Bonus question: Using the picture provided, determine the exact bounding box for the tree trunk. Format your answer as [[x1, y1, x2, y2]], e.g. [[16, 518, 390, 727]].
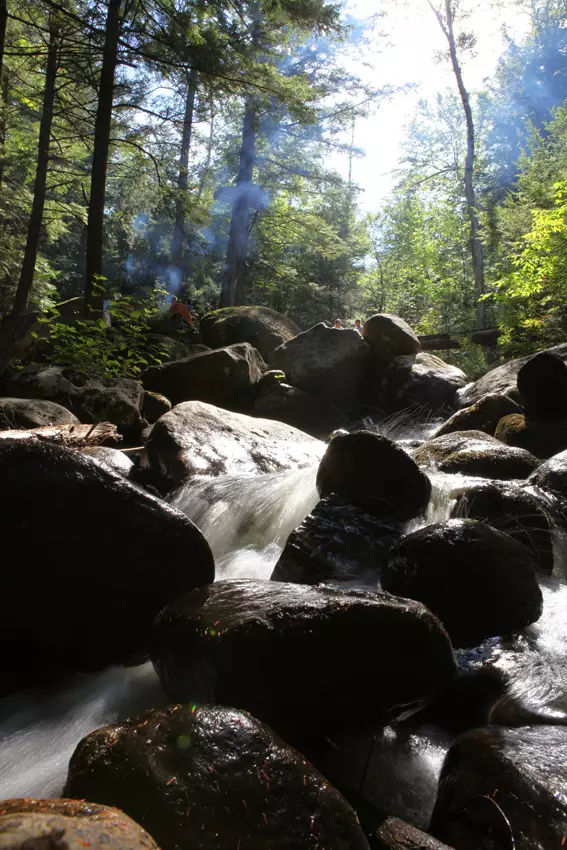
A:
[[0, 75, 9, 195], [196, 101, 214, 201], [13, 21, 59, 313], [84, 0, 122, 316], [220, 99, 257, 307], [170, 71, 197, 281], [0, 0, 7, 87]]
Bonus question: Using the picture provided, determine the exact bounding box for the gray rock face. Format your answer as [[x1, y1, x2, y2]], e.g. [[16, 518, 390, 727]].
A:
[[375, 818, 454, 849], [458, 342, 567, 407], [382, 519, 543, 648], [271, 494, 404, 587], [201, 305, 301, 359], [64, 704, 370, 850], [433, 393, 521, 437], [0, 798, 159, 850], [145, 333, 195, 362], [517, 350, 567, 416], [0, 397, 79, 429], [362, 313, 421, 362], [269, 323, 373, 403], [141, 400, 323, 487], [495, 412, 567, 459], [430, 726, 567, 850], [142, 390, 171, 423], [529, 448, 567, 499], [151, 580, 457, 742], [142, 342, 265, 407], [83, 446, 134, 477], [413, 430, 540, 480], [253, 381, 345, 438], [0, 440, 214, 694], [381, 353, 467, 412]]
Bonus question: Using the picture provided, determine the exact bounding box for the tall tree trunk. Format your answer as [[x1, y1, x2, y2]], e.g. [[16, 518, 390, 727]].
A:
[[84, 0, 122, 316], [428, 0, 486, 329], [13, 21, 59, 313], [196, 100, 214, 201], [170, 71, 197, 279], [0, 0, 7, 87], [0, 75, 9, 195], [220, 99, 257, 307]]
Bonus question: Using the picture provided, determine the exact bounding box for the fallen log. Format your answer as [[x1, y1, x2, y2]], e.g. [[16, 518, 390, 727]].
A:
[[0, 421, 121, 447]]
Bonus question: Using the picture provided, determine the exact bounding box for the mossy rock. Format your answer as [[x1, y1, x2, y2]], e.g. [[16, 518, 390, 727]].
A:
[[200, 306, 301, 360]]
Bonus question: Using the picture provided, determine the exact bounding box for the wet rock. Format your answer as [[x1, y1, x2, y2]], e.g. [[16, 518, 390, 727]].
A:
[[142, 343, 265, 408], [381, 353, 467, 412], [451, 481, 554, 575], [0, 798, 159, 850], [253, 381, 345, 438], [3, 365, 143, 435], [458, 342, 567, 407], [0, 397, 80, 430], [316, 431, 431, 520], [362, 313, 421, 363], [151, 580, 457, 742], [0, 440, 214, 694], [201, 305, 301, 360], [140, 400, 323, 488], [414, 430, 539, 479], [529, 447, 567, 500], [269, 323, 373, 404], [517, 350, 567, 416], [271, 494, 404, 586], [495, 412, 567, 459], [430, 726, 567, 850], [382, 519, 543, 648], [83, 446, 134, 477], [142, 390, 171, 423], [376, 818, 454, 849], [433, 393, 521, 438], [64, 704, 370, 850]]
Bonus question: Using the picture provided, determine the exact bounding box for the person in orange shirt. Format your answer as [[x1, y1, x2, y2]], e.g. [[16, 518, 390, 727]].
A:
[[170, 295, 193, 326]]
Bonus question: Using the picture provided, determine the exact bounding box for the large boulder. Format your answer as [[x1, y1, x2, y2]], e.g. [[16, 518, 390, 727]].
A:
[[0, 440, 214, 694], [151, 580, 457, 742], [433, 393, 521, 438], [376, 818, 454, 850], [529, 448, 567, 500], [0, 799, 159, 850], [451, 481, 554, 575], [381, 353, 467, 412], [316, 431, 431, 520], [0, 396, 79, 429], [201, 306, 301, 360], [142, 390, 171, 423], [271, 494, 404, 586], [430, 726, 567, 850], [140, 400, 323, 488], [413, 430, 539, 480], [517, 350, 567, 416], [253, 380, 345, 438], [142, 343, 265, 408], [269, 323, 373, 404], [495, 412, 567, 458], [3, 364, 143, 435], [362, 313, 421, 363], [458, 342, 567, 407], [146, 335, 206, 363], [381, 519, 543, 647]]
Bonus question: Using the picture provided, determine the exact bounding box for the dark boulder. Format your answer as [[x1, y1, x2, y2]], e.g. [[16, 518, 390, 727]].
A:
[[0, 440, 214, 694], [271, 494, 404, 586], [82, 445, 134, 477], [430, 726, 567, 850], [382, 519, 543, 648], [254, 380, 345, 438], [0, 798, 159, 850], [381, 353, 467, 412], [142, 343, 265, 408], [64, 704, 370, 850], [142, 390, 171, 423], [316, 430, 431, 520], [0, 397, 79, 430], [495, 412, 567, 458], [451, 481, 554, 575], [517, 350, 567, 416], [269, 323, 373, 404], [433, 393, 521, 437], [151, 580, 457, 742], [145, 333, 195, 362], [362, 313, 421, 363], [529, 447, 567, 500], [414, 430, 539, 479], [201, 305, 301, 360], [140, 400, 323, 488], [376, 818, 454, 849]]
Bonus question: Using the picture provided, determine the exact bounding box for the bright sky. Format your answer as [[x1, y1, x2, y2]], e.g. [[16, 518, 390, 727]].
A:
[[334, 0, 529, 212]]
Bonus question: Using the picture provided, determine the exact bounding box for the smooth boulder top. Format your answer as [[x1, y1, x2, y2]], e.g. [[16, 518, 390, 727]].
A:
[[151, 579, 457, 741], [381, 353, 467, 412], [529, 447, 567, 499], [0, 799, 159, 850], [433, 393, 522, 437], [413, 429, 539, 479], [64, 704, 370, 850], [0, 397, 80, 430], [362, 313, 421, 361], [200, 305, 301, 360], [141, 399, 323, 486], [382, 519, 543, 648]]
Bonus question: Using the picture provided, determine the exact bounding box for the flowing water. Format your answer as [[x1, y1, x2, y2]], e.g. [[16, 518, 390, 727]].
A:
[[1, 433, 567, 830]]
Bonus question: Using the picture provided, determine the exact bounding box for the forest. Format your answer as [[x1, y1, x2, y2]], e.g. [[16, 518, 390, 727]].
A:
[[0, 0, 567, 380]]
